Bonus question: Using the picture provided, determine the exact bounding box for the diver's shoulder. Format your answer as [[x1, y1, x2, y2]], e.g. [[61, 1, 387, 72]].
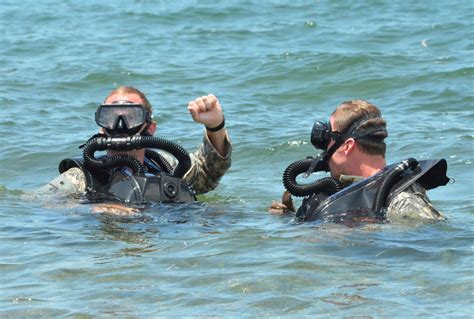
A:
[[386, 182, 446, 222], [46, 167, 87, 194]]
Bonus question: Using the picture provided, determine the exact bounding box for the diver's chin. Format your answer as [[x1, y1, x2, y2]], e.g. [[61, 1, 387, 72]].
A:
[[107, 149, 136, 158]]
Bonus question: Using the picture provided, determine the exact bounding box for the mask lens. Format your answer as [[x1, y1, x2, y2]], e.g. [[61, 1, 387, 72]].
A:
[[310, 121, 331, 150], [95, 104, 149, 131]]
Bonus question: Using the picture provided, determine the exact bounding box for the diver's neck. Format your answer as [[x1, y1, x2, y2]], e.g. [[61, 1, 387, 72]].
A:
[[357, 155, 386, 178], [106, 149, 145, 164]]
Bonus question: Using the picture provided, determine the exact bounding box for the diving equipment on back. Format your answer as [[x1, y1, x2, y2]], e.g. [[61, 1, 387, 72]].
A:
[[283, 157, 449, 223]]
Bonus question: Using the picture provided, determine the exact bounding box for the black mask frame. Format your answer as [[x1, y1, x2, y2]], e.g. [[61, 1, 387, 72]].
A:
[[95, 102, 152, 137]]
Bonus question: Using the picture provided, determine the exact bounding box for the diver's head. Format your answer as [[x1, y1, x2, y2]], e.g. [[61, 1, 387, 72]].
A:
[[98, 86, 157, 138], [96, 86, 158, 163], [311, 100, 388, 178]]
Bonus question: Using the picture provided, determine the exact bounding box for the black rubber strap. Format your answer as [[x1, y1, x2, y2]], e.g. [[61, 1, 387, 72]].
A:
[[206, 117, 225, 132]]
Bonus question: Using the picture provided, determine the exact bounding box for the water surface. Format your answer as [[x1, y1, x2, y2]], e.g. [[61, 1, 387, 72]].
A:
[[1, 0, 473, 317]]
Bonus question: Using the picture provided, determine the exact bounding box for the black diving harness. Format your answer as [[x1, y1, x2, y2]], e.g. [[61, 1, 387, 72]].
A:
[[59, 134, 197, 204], [282, 155, 449, 223]]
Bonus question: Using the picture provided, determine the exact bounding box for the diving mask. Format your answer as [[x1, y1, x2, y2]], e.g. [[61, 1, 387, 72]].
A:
[[310, 121, 342, 150], [95, 102, 151, 136]]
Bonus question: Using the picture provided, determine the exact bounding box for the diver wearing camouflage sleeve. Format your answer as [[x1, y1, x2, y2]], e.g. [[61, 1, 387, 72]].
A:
[[386, 183, 445, 221], [271, 100, 448, 223], [182, 129, 231, 194], [45, 129, 231, 196], [322, 100, 446, 222], [43, 86, 232, 199]]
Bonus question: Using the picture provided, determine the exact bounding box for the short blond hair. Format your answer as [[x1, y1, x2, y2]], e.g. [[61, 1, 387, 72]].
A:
[[105, 86, 153, 113], [332, 100, 388, 156]]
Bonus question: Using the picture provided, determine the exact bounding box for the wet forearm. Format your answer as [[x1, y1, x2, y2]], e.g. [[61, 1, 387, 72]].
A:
[[206, 128, 228, 157]]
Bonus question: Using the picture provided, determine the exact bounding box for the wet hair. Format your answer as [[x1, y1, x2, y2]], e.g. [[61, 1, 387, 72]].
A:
[[104, 86, 153, 113], [331, 100, 388, 156]]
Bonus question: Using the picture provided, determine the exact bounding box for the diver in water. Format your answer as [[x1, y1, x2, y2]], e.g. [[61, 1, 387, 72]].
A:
[[42, 86, 232, 204], [271, 100, 450, 223]]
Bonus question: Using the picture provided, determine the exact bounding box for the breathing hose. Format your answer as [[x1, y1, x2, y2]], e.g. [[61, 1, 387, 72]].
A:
[[372, 158, 419, 214], [283, 158, 343, 197], [83, 135, 192, 178], [145, 149, 174, 174]]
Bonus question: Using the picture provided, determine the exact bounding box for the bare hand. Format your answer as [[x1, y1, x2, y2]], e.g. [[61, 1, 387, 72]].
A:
[[91, 203, 140, 215], [269, 201, 290, 215], [187, 94, 224, 128], [268, 191, 296, 215]]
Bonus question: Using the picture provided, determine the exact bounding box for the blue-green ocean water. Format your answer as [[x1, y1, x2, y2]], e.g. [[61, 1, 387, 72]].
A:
[[1, 0, 473, 317]]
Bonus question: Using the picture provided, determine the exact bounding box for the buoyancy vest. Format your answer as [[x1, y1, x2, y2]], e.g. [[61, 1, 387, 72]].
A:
[[58, 155, 196, 203], [296, 159, 449, 223]]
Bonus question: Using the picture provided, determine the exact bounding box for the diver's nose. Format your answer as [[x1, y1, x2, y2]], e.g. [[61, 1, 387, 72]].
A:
[[116, 116, 127, 130]]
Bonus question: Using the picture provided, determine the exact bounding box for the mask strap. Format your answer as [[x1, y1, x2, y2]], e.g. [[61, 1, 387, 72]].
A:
[[325, 115, 381, 158], [351, 126, 387, 139], [325, 134, 347, 159], [138, 120, 153, 136]]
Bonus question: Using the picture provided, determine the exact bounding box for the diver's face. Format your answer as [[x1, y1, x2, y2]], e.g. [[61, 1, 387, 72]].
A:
[[327, 116, 347, 179], [101, 93, 156, 137], [102, 93, 156, 162]]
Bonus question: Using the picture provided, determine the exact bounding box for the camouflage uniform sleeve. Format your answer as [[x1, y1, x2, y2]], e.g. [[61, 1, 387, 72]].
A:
[[39, 167, 87, 196], [386, 182, 446, 222], [182, 129, 232, 195]]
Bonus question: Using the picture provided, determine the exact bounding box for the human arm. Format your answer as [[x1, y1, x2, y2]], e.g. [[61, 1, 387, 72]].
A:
[[269, 191, 296, 215], [38, 167, 140, 215], [184, 94, 232, 194], [187, 94, 227, 157], [182, 129, 232, 195]]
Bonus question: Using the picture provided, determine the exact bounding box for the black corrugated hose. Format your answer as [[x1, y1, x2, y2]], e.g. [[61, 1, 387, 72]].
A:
[[283, 158, 342, 197], [373, 158, 419, 215], [82, 136, 191, 178]]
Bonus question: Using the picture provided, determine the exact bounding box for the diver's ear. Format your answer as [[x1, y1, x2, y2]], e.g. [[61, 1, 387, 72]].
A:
[[147, 121, 157, 135], [343, 138, 356, 155]]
